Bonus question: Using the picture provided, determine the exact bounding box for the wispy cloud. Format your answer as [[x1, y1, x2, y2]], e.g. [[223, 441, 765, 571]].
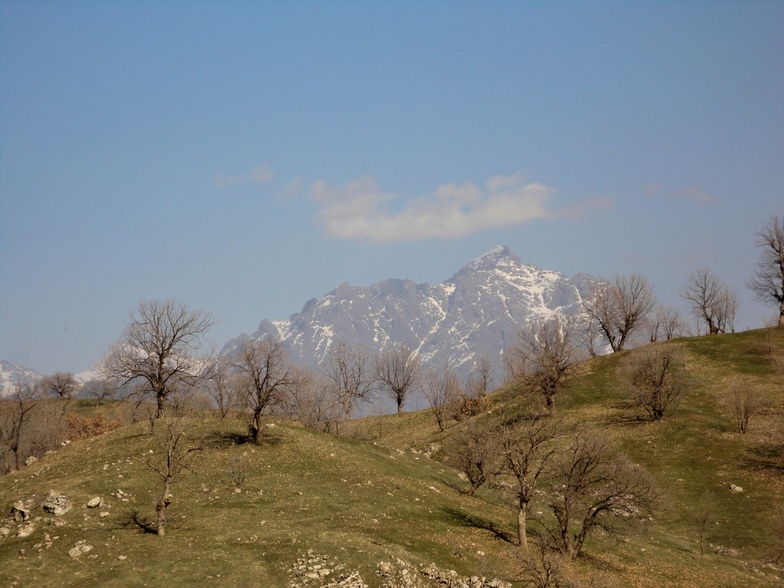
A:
[[279, 177, 304, 200], [310, 172, 577, 242], [215, 164, 274, 190], [644, 183, 718, 204]]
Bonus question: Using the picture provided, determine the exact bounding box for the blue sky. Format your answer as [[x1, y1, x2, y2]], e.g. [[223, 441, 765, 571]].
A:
[[1, 1, 782, 374]]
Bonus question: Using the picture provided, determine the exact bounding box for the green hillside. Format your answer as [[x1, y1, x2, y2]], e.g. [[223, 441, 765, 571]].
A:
[[1, 329, 783, 587]]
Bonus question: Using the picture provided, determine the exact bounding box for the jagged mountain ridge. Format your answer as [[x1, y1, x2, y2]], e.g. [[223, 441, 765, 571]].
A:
[[0, 361, 42, 398], [223, 245, 600, 383]]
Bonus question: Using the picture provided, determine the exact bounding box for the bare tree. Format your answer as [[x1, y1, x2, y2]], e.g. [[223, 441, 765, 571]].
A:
[[449, 421, 502, 496], [546, 432, 658, 560], [585, 274, 657, 352], [517, 537, 574, 588], [41, 372, 80, 399], [422, 362, 462, 431], [83, 379, 116, 406], [695, 509, 711, 557], [465, 354, 494, 398], [680, 268, 739, 334], [322, 343, 375, 424], [729, 379, 763, 434], [233, 338, 296, 445], [749, 215, 784, 326], [374, 345, 420, 414], [144, 419, 203, 537], [101, 299, 214, 420], [622, 345, 683, 421], [0, 378, 41, 471], [499, 415, 559, 551], [285, 372, 347, 434], [203, 356, 241, 419], [505, 318, 576, 414], [648, 305, 684, 343]]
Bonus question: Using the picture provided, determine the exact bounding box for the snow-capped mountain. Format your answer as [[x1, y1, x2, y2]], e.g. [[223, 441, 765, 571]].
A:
[[0, 360, 43, 398], [222, 245, 600, 383]]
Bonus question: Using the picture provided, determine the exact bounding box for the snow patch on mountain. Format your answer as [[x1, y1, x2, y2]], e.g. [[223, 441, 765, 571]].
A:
[[222, 245, 602, 386]]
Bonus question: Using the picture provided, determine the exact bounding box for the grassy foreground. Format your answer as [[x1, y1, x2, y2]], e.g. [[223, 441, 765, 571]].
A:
[[1, 328, 784, 587]]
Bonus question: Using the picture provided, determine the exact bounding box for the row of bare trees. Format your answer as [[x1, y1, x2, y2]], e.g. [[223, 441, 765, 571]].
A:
[[449, 411, 658, 561]]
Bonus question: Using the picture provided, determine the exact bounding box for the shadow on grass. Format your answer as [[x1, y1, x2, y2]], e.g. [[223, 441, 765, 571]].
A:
[[430, 474, 464, 494], [204, 427, 286, 449], [127, 510, 158, 534], [440, 506, 513, 543], [742, 442, 784, 473]]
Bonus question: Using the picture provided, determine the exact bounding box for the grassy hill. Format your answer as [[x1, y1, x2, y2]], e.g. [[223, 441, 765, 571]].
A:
[[1, 329, 783, 587]]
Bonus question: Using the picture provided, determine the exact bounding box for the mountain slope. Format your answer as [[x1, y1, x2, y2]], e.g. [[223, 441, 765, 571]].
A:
[[223, 246, 600, 381], [0, 360, 42, 398]]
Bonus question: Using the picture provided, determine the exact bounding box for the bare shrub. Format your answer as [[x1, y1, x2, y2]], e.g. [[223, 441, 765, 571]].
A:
[[622, 346, 684, 421], [517, 537, 576, 588], [729, 380, 763, 434], [422, 362, 462, 431], [65, 412, 120, 441], [505, 318, 576, 414], [145, 419, 203, 537], [229, 456, 247, 489], [545, 432, 658, 560], [448, 421, 502, 496]]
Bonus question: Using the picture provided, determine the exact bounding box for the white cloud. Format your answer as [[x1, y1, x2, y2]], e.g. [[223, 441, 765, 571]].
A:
[[215, 164, 274, 190], [644, 183, 718, 204], [310, 173, 559, 242]]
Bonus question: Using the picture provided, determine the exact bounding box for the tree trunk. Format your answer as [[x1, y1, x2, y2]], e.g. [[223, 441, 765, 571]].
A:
[[156, 479, 171, 537], [779, 300, 784, 326], [253, 411, 264, 446], [517, 505, 528, 551]]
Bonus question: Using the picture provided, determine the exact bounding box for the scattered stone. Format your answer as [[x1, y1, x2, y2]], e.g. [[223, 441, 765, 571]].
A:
[[730, 484, 744, 494], [86, 497, 104, 509], [43, 491, 71, 516], [10, 501, 31, 522], [68, 541, 93, 559], [24, 456, 38, 466], [49, 517, 66, 527], [0, 527, 11, 538], [99, 512, 110, 518], [17, 523, 35, 538]]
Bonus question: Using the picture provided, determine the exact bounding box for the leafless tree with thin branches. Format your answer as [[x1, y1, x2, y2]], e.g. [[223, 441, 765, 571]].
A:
[[465, 354, 494, 399], [505, 318, 576, 414], [374, 345, 420, 414], [622, 345, 684, 421], [499, 415, 559, 551], [233, 338, 297, 445], [680, 268, 739, 334], [322, 342, 376, 424], [449, 420, 503, 497], [41, 372, 80, 399], [648, 305, 684, 343], [144, 419, 203, 537], [545, 432, 658, 560], [422, 361, 462, 431], [729, 379, 763, 434], [749, 215, 784, 326], [101, 299, 214, 421], [0, 378, 41, 472], [585, 274, 657, 352]]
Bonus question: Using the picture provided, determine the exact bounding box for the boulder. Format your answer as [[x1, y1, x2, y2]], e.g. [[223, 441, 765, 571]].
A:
[[86, 497, 104, 509], [43, 491, 71, 516]]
